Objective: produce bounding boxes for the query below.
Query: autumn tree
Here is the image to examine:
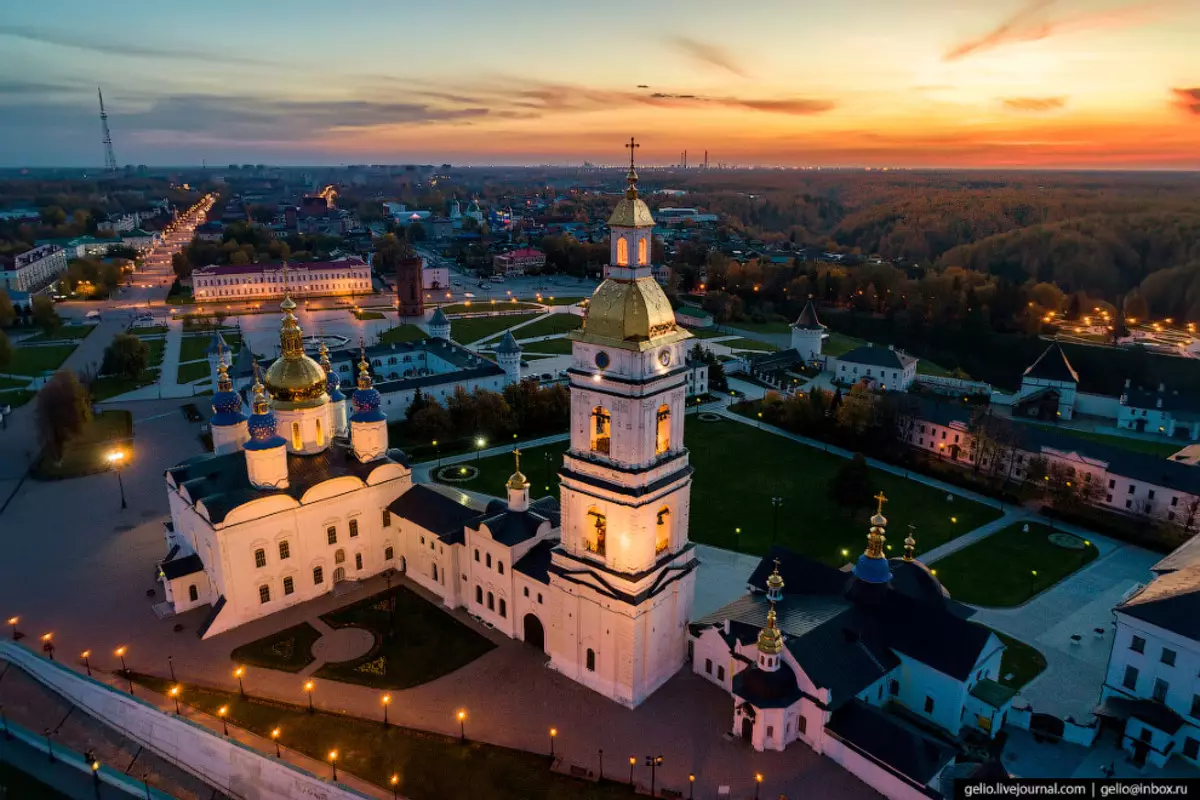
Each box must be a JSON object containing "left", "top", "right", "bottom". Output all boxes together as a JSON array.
[
  {"left": 31, "top": 295, "right": 59, "bottom": 333},
  {"left": 101, "top": 333, "right": 149, "bottom": 380},
  {"left": 37, "top": 369, "right": 92, "bottom": 463}
]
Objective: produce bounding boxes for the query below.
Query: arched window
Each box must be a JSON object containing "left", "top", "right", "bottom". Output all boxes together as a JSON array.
[
  {"left": 313, "top": 566, "right": 324, "bottom": 585},
  {"left": 656, "top": 404, "right": 671, "bottom": 455},
  {"left": 499, "top": 598, "right": 507, "bottom": 618},
  {"left": 385, "top": 546, "right": 394, "bottom": 561},
  {"left": 476, "top": 585, "right": 483, "bottom": 604},
  {"left": 637, "top": 237, "right": 648, "bottom": 266},
  {"left": 315, "top": 419, "right": 324, "bottom": 447},
  {"left": 188, "top": 584, "right": 198, "bottom": 602},
  {"left": 591, "top": 406, "right": 611, "bottom": 454},
  {"left": 355, "top": 553, "right": 363, "bottom": 570},
  {"left": 656, "top": 507, "right": 671, "bottom": 555},
  {"left": 616, "top": 237, "right": 628, "bottom": 266},
  {"left": 253, "top": 548, "right": 266, "bottom": 569},
  {"left": 585, "top": 508, "right": 607, "bottom": 556},
  {"left": 291, "top": 421, "right": 302, "bottom": 451},
  {"left": 487, "top": 592, "right": 495, "bottom": 611},
  {"left": 334, "top": 549, "right": 346, "bottom": 564},
  {"left": 586, "top": 648, "right": 596, "bottom": 672}
]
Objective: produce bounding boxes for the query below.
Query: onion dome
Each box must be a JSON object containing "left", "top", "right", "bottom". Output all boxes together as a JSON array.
[
  {"left": 581, "top": 278, "right": 678, "bottom": 345},
  {"left": 350, "top": 347, "right": 385, "bottom": 421},
  {"left": 496, "top": 331, "right": 522, "bottom": 356},
  {"left": 852, "top": 492, "right": 893, "bottom": 585},
  {"left": 263, "top": 287, "right": 328, "bottom": 408},
  {"left": 506, "top": 448, "right": 529, "bottom": 491},
  {"left": 245, "top": 363, "right": 286, "bottom": 449},
  {"left": 210, "top": 342, "right": 246, "bottom": 427},
  {"left": 903, "top": 523, "right": 917, "bottom": 562},
  {"left": 608, "top": 143, "right": 655, "bottom": 229},
  {"left": 766, "top": 558, "right": 785, "bottom": 600},
  {"left": 756, "top": 601, "right": 784, "bottom": 655},
  {"left": 319, "top": 342, "right": 344, "bottom": 401}
]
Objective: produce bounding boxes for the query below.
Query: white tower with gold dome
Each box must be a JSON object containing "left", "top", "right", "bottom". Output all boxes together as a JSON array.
[
  {"left": 546, "top": 138, "right": 698, "bottom": 709},
  {"left": 263, "top": 293, "right": 331, "bottom": 455}
]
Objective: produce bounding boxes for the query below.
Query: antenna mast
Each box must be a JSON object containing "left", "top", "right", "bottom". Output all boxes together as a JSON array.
[{"left": 98, "top": 87, "right": 117, "bottom": 175}]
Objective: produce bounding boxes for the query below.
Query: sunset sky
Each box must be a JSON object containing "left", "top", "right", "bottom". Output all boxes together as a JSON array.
[{"left": 2, "top": 0, "right": 1198, "bottom": 168}]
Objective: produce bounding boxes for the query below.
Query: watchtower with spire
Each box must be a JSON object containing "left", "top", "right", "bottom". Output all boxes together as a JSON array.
[{"left": 790, "top": 296, "right": 826, "bottom": 363}]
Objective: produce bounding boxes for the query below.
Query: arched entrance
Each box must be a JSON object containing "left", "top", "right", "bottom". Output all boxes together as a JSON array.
[
  {"left": 523, "top": 613, "right": 545, "bottom": 651},
  {"left": 333, "top": 566, "right": 346, "bottom": 584}
]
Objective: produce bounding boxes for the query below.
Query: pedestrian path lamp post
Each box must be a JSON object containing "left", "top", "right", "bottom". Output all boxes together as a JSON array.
[
  {"left": 549, "top": 727, "right": 557, "bottom": 757},
  {"left": 689, "top": 774, "right": 695, "bottom": 799},
  {"left": 754, "top": 773, "right": 763, "bottom": 799},
  {"left": 390, "top": 773, "right": 400, "bottom": 799},
  {"left": 304, "top": 680, "right": 315, "bottom": 713},
  {"left": 645, "top": 755, "right": 663, "bottom": 797},
  {"left": 381, "top": 693, "right": 391, "bottom": 727},
  {"left": 328, "top": 750, "right": 338, "bottom": 782},
  {"left": 106, "top": 450, "right": 128, "bottom": 510},
  {"left": 218, "top": 706, "right": 229, "bottom": 736},
  {"left": 628, "top": 756, "right": 636, "bottom": 787},
  {"left": 169, "top": 686, "right": 181, "bottom": 715},
  {"left": 41, "top": 632, "right": 55, "bottom": 660},
  {"left": 234, "top": 666, "right": 246, "bottom": 698},
  {"left": 81, "top": 650, "right": 92, "bottom": 677},
  {"left": 115, "top": 646, "right": 133, "bottom": 694},
  {"left": 457, "top": 709, "right": 467, "bottom": 742},
  {"left": 271, "top": 728, "right": 282, "bottom": 757},
  {"left": 7, "top": 616, "right": 20, "bottom": 641}
]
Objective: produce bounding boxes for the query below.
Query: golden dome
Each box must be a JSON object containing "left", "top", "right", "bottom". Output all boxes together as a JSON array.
[
  {"left": 264, "top": 293, "right": 328, "bottom": 407},
  {"left": 506, "top": 449, "right": 529, "bottom": 491},
  {"left": 608, "top": 195, "right": 655, "bottom": 228},
  {"left": 757, "top": 602, "right": 784, "bottom": 655},
  {"left": 766, "top": 559, "right": 785, "bottom": 593},
  {"left": 573, "top": 277, "right": 687, "bottom": 351}
]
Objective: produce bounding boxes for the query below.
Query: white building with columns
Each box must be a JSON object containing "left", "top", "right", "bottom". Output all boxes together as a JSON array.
[{"left": 160, "top": 144, "right": 698, "bottom": 709}]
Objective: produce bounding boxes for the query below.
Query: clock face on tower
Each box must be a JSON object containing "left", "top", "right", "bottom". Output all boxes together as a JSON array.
[
  {"left": 594, "top": 351, "right": 610, "bottom": 369},
  {"left": 659, "top": 349, "right": 672, "bottom": 367}
]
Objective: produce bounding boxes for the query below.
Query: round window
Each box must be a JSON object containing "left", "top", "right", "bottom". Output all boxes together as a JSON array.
[
  {"left": 595, "top": 351, "right": 610, "bottom": 369},
  {"left": 659, "top": 349, "right": 672, "bottom": 367}
]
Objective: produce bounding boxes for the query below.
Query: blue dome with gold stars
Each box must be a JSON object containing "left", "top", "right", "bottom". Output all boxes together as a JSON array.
[{"left": 349, "top": 349, "right": 386, "bottom": 422}]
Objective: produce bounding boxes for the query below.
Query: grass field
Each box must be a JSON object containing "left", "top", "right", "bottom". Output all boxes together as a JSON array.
[
  {"left": 540, "top": 296, "right": 587, "bottom": 305},
  {"left": 720, "top": 338, "right": 779, "bottom": 352},
  {"left": 132, "top": 326, "right": 169, "bottom": 336},
  {"left": 180, "top": 333, "right": 242, "bottom": 362},
  {"left": 379, "top": 324, "right": 427, "bottom": 344},
  {"left": 520, "top": 338, "right": 573, "bottom": 355},
  {"left": 916, "top": 361, "right": 955, "bottom": 378},
  {"left": 24, "top": 324, "right": 95, "bottom": 342},
  {"left": 314, "top": 586, "right": 495, "bottom": 689},
  {"left": 437, "top": 418, "right": 1001, "bottom": 562},
  {"left": 443, "top": 302, "right": 542, "bottom": 314},
  {"left": 935, "top": 523, "right": 1098, "bottom": 607},
  {"left": 1025, "top": 424, "right": 1182, "bottom": 458},
  {"left": 90, "top": 368, "right": 160, "bottom": 401},
  {"left": 996, "top": 631, "right": 1048, "bottom": 689},
  {"left": 680, "top": 327, "right": 728, "bottom": 339},
  {"left": 230, "top": 623, "right": 323, "bottom": 673},
  {"left": 0, "top": 389, "right": 35, "bottom": 407},
  {"left": 513, "top": 313, "right": 581, "bottom": 339},
  {"left": 7, "top": 343, "right": 77, "bottom": 376},
  {"left": 823, "top": 332, "right": 868, "bottom": 358},
  {"left": 0, "top": 376, "right": 29, "bottom": 390},
  {"left": 451, "top": 313, "right": 540, "bottom": 344},
  {"left": 32, "top": 409, "right": 132, "bottom": 480},
  {"left": 131, "top": 674, "right": 637, "bottom": 800},
  {"left": 353, "top": 309, "right": 386, "bottom": 320},
  {"left": 177, "top": 360, "right": 210, "bottom": 384},
  {"left": 730, "top": 320, "right": 791, "bottom": 335}
]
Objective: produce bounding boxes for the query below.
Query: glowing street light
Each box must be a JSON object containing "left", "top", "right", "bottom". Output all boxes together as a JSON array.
[
  {"left": 233, "top": 665, "right": 246, "bottom": 697},
  {"left": 169, "top": 685, "right": 181, "bottom": 715},
  {"left": 329, "top": 750, "right": 339, "bottom": 782},
  {"left": 40, "top": 632, "right": 55, "bottom": 660},
  {"left": 106, "top": 449, "right": 128, "bottom": 509},
  {"left": 755, "top": 772, "right": 764, "bottom": 800},
  {"left": 6, "top": 616, "right": 18, "bottom": 641},
  {"left": 217, "top": 705, "right": 229, "bottom": 735},
  {"left": 549, "top": 726, "right": 557, "bottom": 757},
  {"left": 457, "top": 708, "right": 467, "bottom": 742},
  {"left": 271, "top": 728, "right": 282, "bottom": 758},
  {"left": 304, "top": 680, "right": 315, "bottom": 714},
  {"left": 80, "top": 650, "right": 92, "bottom": 676},
  {"left": 381, "top": 693, "right": 391, "bottom": 727},
  {"left": 390, "top": 774, "right": 400, "bottom": 799}
]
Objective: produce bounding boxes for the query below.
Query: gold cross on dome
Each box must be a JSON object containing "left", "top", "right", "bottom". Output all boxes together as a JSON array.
[
  {"left": 513, "top": 448, "right": 522, "bottom": 472},
  {"left": 874, "top": 491, "right": 888, "bottom": 514},
  {"left": 625, "top": 136, "right": 639, "bottom": 171}
]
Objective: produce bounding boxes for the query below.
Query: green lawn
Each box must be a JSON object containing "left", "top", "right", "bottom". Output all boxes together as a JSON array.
[
  {"left": 32, "top": 409, "right": 132, "bottom": 480},
  {"left": 230, "top": 623, "right": 323, "bottom": 673},
  {"left": 353, "top": 309, "right": 386, "bottom": 320},
  {"left": 177, "top": 360, "right": 211, "bottom": 384},
  {"left": 916, "top": 360, "right": 955, "bottom": 378},
  {"left": 540, "top": 296, "right": 587, "bottom": 305},
  {"left": 7, "top": 343, "right": 77, "bottom": 376},
  {"left": 378, "top": 324, "right": 427, "bottom": 344},
  {"left": 995, "top": 631, "right": 1048, "bottom": 689},
  {"left": 680, "top": 326, "right": 728, "bottom": 339},
  {"left": 314, "top": 586, "right": 495, "bottom": 690},
  {"left": 520, "top": 338, "right": 573, "bottom": 355},
  {"left": 0, "top": 376, "right": 29, "bottom": 390},
  {"left": 514, "top": 314, "right": 582, "bottom": 339},
  {"left": 443, "top": 302, "right": 542, "bottom": 314},
  {"left": 1025, "top": 424, "right": 1182, "bottom": 458},
  {"left": 731, "top": 320, "right": 791, "bottom": 335},
  {"left": 131, "top": 674, "right": 636, "bottom": 800},
  {"left": 180, "top": 333, "right": 242, "bottom": 363},
  {"left": 24, "top": 324, "right": 95, "bottom": 342},
  {"left": 720, "top": 338, "right": 779, "bottom": 352},
  {"left": 0, "top": 389, "right": 35, "bottom": 407},
  {"left": 451, "top": 313, "right": 541, "bottom": 344},
  {"left": 90, "top": 369, "right": 159, "bottom": 401},
  {"left": 132, "top": 326, "right": 169, "bottom": 336},
  {"left": 437, "top": 419, "right": 1002, "bottom": 563},
  {"left": 934, "top": 523, "right": 1098, "bottom": 607},
  {"left": 823, "top": 332, "right": 868, "bottom": 358}
]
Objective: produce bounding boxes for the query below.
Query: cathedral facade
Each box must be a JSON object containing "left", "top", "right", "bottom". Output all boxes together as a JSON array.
[{"left": 157, "top": 145, "right": 697, "bottom": 708}]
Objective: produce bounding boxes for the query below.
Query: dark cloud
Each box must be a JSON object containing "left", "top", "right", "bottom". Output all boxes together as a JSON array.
[
  {"left": 0, "top": 25, "right": 275, "bottom": 66},
  {"left": 0, "top": 78, "right": 88, "bottom": 95},
  {"left": 1173, "top": 88, "right": 1200, "bottom": 115},
  {"left": 943, "top": 0, "right": 1169, "bottom": 61},
  {"left": 503, "top": 84, "right": 833, "bottom": 116},
  {"left": 669, "top": 36, "right": 750, "bottom": 78},
  {"left": 1001, "top": 96, "right": 1067, "bottom": 111}
]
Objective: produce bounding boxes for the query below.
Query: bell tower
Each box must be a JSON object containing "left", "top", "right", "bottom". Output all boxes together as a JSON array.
[{"left": 546, "top": 138, "right": 698, "bottom": 709}]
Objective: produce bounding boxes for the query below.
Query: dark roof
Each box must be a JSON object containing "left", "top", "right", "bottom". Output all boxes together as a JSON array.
[
  {"left": 1098, "top": 696, "right": 1185, "bottom": 734},
  {"left": 826, "top": 700, "right": 957, "bottom": 786},
  {"left": 168, "top": 442, "right": 405, "bottom": 524},
  {"left": 470, "top": 496, "right": 560, "bottom": 546},
  {"left": 887, "top": 559, "right": 975, "bottom": 619},
  {"left": 835, "top": 345, "right": 915, "bottom": 370},
  {"left": 732, "top": 663, "right": 804, "bottom": 708},
  {"left": 748, "top": 348, "right": 803, "bottom": 371},
  {"left": 161, "top": 552, "right": 204, "bottom": 580},
  {"left": 1117, "top": 564, "right": 1200, "bottom": 640},
  {"left": 1023, "top": 344, "right": 1079, "bottom": 384},
  {"left": 785, "top": 612, "right": 898, "bottom": 705},
  {"left": 495, "top": 331, "right": 522, "bottom": 354},
  {"left": 970, "top": 678, "right": 1018, "bottom": 709},
  {"left": 793, "top": 300, "right": 824, "bottom": 330},
  {"left": 194, "top": 258, "right": 366, "bottom": 276},
  {"left": 388, "top": 484, "right": 481, "bottom": 544},
  {"left": 1123, "top": 386, "right": 1200, "bottom": 414},
  {"left": 916, "top": 398, "right": 973, "bottom": 429},
  {"left": 514, "top": 539, "right": 557, "bottom": 584}
]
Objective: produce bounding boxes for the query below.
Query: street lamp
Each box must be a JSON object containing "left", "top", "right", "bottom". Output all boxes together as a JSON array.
[
  {"left": 80, "top": 650, "right": 91, "bottom": 677},
  {"left": 433, "top": 439, "right": 441, "bottom": 467},
  {"left": 41, "top": 632, "right": 55, "bottom": 660},
  {"left": 304, "top": 680, "right": 315, "bottom": 714},
  {"left": 381, "top": 693, "right": 391, "bottom": 727},
  {"left": 271, "top": 728, "right": 281, "bottom": 758},
  {"left": 645, "top": 755, "right": 663, "bottom": 797},
  {"left": 689, "top": 773, "right": 695, "bottom": 800},
  {"left": 755, "top": 772, "right": 764, "bottom": 800},
  {"left": 457, "top": 708, "right": 467, "bottom": 742},
  {"left": 234, "top": 666, "right": 246, "bottom": 697},
  {"left": 6, "top": 616, "right": 18, "bottom": 641},
  {"left": 328, "top": 750, "right": 338, "bottom": 782},
  {"left": 390, "top": 774, "right": 400, "bottom": 799},
  {"left": 169, "top": 685, "right": 181, "bottom": 715},
  {"left": 628, "top": 756, "right": 636, "bottom": 787},
  {"left": 475, "top": 436, "right": 486, "bottom": 462},
  {"left": 218, "top": 705, "right": 229, "bottom": 735},
  {"left": 770, "top": 496, "right": 783, "bottom": 545},
  {"left": 106, "top": 449, "right": 127, "bottom": 510},
  {"left": 549, "top": 727, "right": 557, "bottom": 757}
]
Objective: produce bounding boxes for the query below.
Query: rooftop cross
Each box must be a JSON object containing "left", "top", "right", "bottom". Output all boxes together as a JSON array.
[
  {"left": 625, "top": 136, "right": 639, "bottom": 172},
  {"left": 874, "top": 491, "right": 888, "bottom": 515},
  {"left": 513, "top": 448, "right": 522, "bottom": 473}
]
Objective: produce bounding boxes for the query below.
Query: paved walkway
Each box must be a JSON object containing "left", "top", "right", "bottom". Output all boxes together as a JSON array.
[{"left": 920, "top": 510, "right": 1030, "bottom": 563}]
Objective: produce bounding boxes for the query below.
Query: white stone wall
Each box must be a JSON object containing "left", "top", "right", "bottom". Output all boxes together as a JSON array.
[{"left": 0, "top": 643, "right": 373, "bottom": 800}]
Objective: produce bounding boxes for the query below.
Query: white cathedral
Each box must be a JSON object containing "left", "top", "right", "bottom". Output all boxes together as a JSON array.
[{"left": 158, "top": 149, "right": 698, "bottom": 707}]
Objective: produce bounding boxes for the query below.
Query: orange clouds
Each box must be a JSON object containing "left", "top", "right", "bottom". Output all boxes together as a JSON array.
[
  {"left": 1001, "top": 96, "right": 1068, "bottom": 111},
  {"left": 1173, "top": 88, "right": 1200, "bottom": 115}
]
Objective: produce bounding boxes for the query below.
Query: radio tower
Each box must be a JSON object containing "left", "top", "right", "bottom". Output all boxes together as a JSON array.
[{"left": 98, "top": 87, "right": 117, "bottom": 175}]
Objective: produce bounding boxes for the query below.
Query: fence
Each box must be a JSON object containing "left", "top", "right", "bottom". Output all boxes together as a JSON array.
[{"left": 915, "top": 374, "right": 993, "bottom": 397}]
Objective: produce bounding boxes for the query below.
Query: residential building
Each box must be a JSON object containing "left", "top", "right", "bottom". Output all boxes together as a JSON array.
[
  {"left": 656, "top": 207, "right": 719, "bottom": 224},
  {"left": 1119, "top": 382, "right": 1200, "bottom": 442},
  {"left": 492, "top": 248, "right": 546, "bottom": 276},
  {"left": 675, "top": 305, "right": 713, "bottom": 329},
  {"left": 828, "top": 345, "right": 918, "bottom": 392},
  {"left": 192, "top": 258, "right": 370, "bottom": 301},
  {"left": 121, "top": 228, "right": 160, "bottom": 251},
  {"left": 0, "top": 245, "right": 68, "bottom": 293},
  {"left": 684, "top": 358, "right": 709, "bottom": 397}
]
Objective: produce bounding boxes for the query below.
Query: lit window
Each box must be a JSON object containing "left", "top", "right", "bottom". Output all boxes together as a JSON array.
[{"left": 616, "top": 237, "right": 628, "bottom": 266}]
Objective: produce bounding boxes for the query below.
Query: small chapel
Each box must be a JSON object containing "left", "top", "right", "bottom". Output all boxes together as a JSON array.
[{"left": 157, "top": 140, "right": 698, "bottom": 708}]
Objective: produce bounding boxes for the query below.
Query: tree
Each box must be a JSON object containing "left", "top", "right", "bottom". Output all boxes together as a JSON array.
[
  {"left": 171, "top": 251, "right": 192, "bottom": 279},
  {"left": 835, "top": 383, "right": 876, "bottom": 435},
  {"left": 406, "top": 386, "right": 429, "bottom": 421},
  {"left": 37, "top": 369, "right": 91, "bottom": 463},
  {"left": 829, "top": 453, "right": 871, "bottom": 508},
  {"left": 0, "top": 329, "right": 11, "bottom": 370},
  {"left": 411, "top": 401, "right": 452, "bottom": 442},
  {"left": 101, "top": 333, "right": 149, "bottom": 380},
  {"left": 31, "top": 295, "right": 59, "bottom": 334},
  {"left": 0, "top": 289, "right": 14, "bottom": 328}
]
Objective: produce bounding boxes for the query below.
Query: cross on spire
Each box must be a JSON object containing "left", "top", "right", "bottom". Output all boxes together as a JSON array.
[
  {"left": 513, "top": 448, "right": 522, "bottom": 473},
  {"left": 625, "top": 136, "right": 639, "bottom": 171},
  {"left": 874, "top": 491, "right": 888, "bottom": 515}
]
